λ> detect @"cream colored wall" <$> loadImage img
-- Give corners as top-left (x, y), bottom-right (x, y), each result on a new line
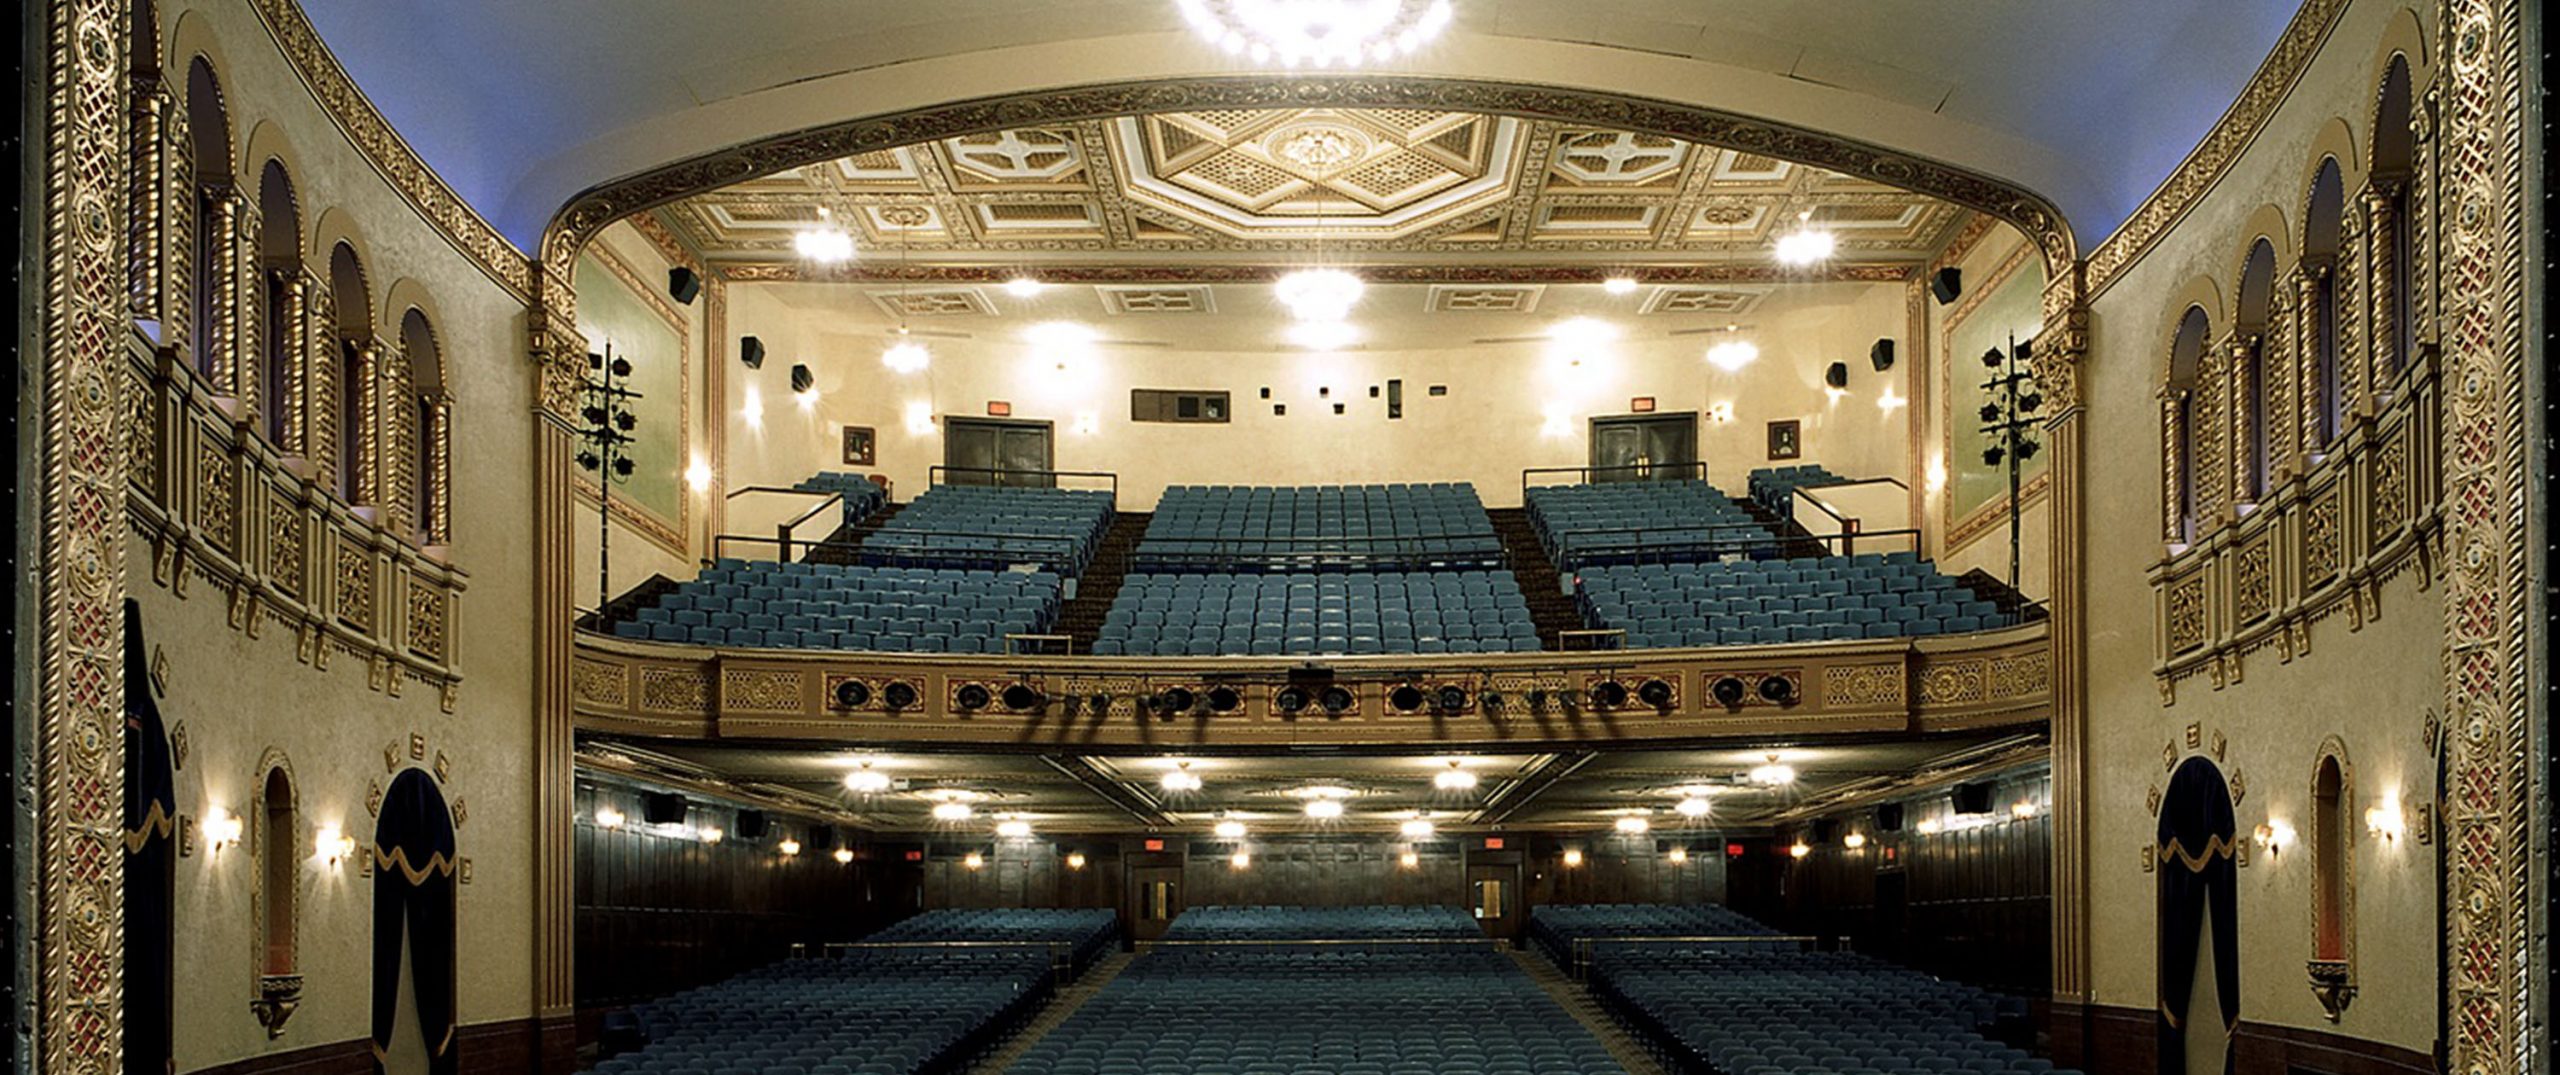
top-left (571, 221), bottom-right (705, 605)
top-left (1923, 225), bottom-right (2053, 598)
top-left (718, 280), bottom-right (1913, 516)
top-left (155, 0), bottom-right (536, 1065)
top-left (2080, 0), bottom-right (2439, 1052)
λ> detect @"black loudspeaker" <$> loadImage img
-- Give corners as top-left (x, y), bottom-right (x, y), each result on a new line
top-left (735, 810), bottom-right (769, 840)
top-left (1877, 803), bottom-right (1906, 832)
top-left (740, 336), bottom-right (766, 370)
top-left (1870, 338), bottom-right (1895, 372)
top-left (1929, 266), bottom-right (1962, 305)
top-left (668, 266), bottom-right (702, 305)
top-left (1811, 818), bottom-right (1838, 845)
top-left (1825, 362), bottom-right (1849, 389)
top-left (640, 791), bottom-right (687, 826)
top-left (1952, 781), bottom-right (1996, 815)
top-left (790, 363), bottom-right (814, 395)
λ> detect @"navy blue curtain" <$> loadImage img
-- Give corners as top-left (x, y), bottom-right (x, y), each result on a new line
top-left (2155, 756), bottom-right (2239, 1075)
top-left (122, 600), bottom-right (176, 1075)
top-left (372, 768), bottom-right (458, 1074)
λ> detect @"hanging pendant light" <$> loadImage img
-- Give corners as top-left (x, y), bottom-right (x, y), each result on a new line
top-left (1176, 0), bottom-right (1454, 67)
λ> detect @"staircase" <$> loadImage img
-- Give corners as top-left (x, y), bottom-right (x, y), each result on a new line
top-left (1733, 495), bottom-right (1832, 558)
top-left (967, 949), bottom-right (1136, 1075)
top-left (1504, 948), bottom-right (1670, 1075)
top-left (1953, 567), bottom-right (2048, 622)
top-left (802, 501), bottom-right (906, 565)
top-left (1054, 512), bottom-right (1150, 651)
top-left (1488, 508), bottom-right (1587, 650)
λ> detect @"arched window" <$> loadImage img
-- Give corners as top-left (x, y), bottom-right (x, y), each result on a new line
top-left (2303, 158), bottom-right (2346, 449)
top-left (2233, 241), bottom-right (2278, 502)
top-left (2371, 56), bottom-right (2416, 380)
top-left (400, 308), bottom-right (447, 543)
top-left (258, 766), bottom-right (298, 976)
top-left (2163, 306), bottom-right (2212, 545)
top-left (183, 58), bottom-right (231, 381)
top-left (2311, 754), bottom-right (2349, 961)
top-left (257, 160), bottom-right (302, 448)
top-left (329, 242), bottom-right (372, 503)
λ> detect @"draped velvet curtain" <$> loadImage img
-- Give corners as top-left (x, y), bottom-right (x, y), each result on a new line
top-left (122, 600), bottom-right (177, 1075)
top-left (2155, 756), bottom-right (2240, 1075)
top-left (372, 768), bottom-right (458, 1074)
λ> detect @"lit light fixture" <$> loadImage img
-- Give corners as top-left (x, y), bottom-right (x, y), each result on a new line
top-left (1005, 276), bottom-right (1047, 298)
top-left (832, 847), bottom-right (856, 864)
top-left (594, 806), bottom-right (627, 829)
top-left (1602, 275), bottom-right (1639, 295)
top-left (314, 826), bottom-right (356, 866)
top-left (1176, 0), bottom-right (1454, 67)
top-left (1561, 849), bottom-right (1584, 868)
top-left (931, 801), bottom-right (974, 822)
top-left (997, 818), bottom-right (1034, 839)
top-left (1915, 818), bottom-right (1943, 835)
top-left (1066, 852), bottom-right (1088, 870)
top-left (845, 763), bottom-right (892, 794)
top-left (685, 458), bottom-right (714, 493)
top-left (1826, 385), bottom-right (1850, 404)
top-left (203, 808), bottom-right (244, 853)
top-left (699, 826), bottom-right (725, 845)
top-left (1706, 339), bottom-right (1760, 372)
top-left (1748, 755), bottom-right (1797, 787)
top-left (1275, 268), bottom-right (1365, 321)
top-left (1401, 816), bottom-right (1436, 838)
top-left (2010, 801), bottom-right (2039, 820)
top-left (794, 227), bottom-right (855, 263)
top-left (1666, 846), bottom-right (1689, 864)
top-left (1774, 211), bottom-right (1835, 266)
top-left (2253, 820), bottom-right (2294, 856)
top-left (1214, 818), bottom-right (1248, 840)
top-left (882, 335), bottom-right (931, 375)
top-left (963, 852), bottom-right (985, 870)
top-left (778, 838), bottom-right (803, 857)
top-left (2365, 794), bottom-right (2405, 842)
top-left (1842, 831), bottom-right (1868, 850)
top-left (1306, 798), bottom-right (1345, 820)
top-left (1876, 389), bottom-right (1908, 412)
top-left (741, 386), bottom-right (764, 429)
top-left (1788, 840), bottom-right (1811, 859)
top-left (1160, 762), bottom-right (1204, 793)
top-left (1433, 760), bottom-right (1478, 791)
top-left (1286, 319), bottom-right (1361, 351)
top-left (1924, 455), bottom-right (1949, 494)
top-left (1230, 851), bottom-right (1252, 869)
top-left (1614, 815), bottom-right (1651, 835)
top-left (1400, 850), bottom-right (1421, 868)
top-left (904, 401), bottom-right (936, 435)
top-left (1675, 795), bottom-right (1712, 819)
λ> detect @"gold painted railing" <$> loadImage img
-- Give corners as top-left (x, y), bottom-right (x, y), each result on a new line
top-left (569, 620), bottom-right (2049, 748)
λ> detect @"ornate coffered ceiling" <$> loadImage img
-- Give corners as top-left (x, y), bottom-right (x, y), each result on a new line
top-left (655, 108), bottom-right (1972, 275)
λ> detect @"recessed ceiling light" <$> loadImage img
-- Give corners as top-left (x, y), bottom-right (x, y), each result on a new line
top-left (1214, 818), bottom-right (1248, 839)
top-left (1602, 276), bottom-right (1639, 295)
top-left (1005, 276), bottom-right (1046, 297)
top-left (844, 764), bottom-right (891, 794)
top-left (996, 819), bottom-right (1033, 838)
top-left (1160, 762), bottom-right (1203, 793)
top-left (794, 228), bottom-right (854, 263)
top-left (1305, 798), bottom-right (1345, 820)
top-left (1401, 817), bottom-right (1436, 837)
top-left (931, 801), bottom-right (974, 821)
top-left (1675, 795), bottom-right (1712, 818)
top-left (1775, 226), bottom-right (1835, 266)
top-left (1433, 760), bottom-right (1479, 790)
top-left (1615, 815), bottom-right (1651, 834)
top-left (1548, 316), bottom-right (1621, 344)
top-left (1748, 756), bottom-right (1797, 787)
top-left (1177, 0), bottom-right (1453, 68)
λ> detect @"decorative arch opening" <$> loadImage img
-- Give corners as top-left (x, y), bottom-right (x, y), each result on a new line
top-left (257, 159), bottom-right (302, 447)
top-left (329, 241), bottom-right (373, 503)
top-left (2371, 55), bottom-right (2416, 377)
top-left (2312, 753), bottom-right (2349, 960)
top-left (258, 765), bottom-right (298, 976)
top-left (184, 56), bottom-right (231, 379)
top-left (2233, 241), bottom-right (2278, 502)
top-left (121, 600), bottom-right (178, 1075)
top-left (2163, 306), bottom-right (2212, 545)
top-left (400, 307), bottom-right (448, 543)
top-left (373, 767), bottom-right (459, 1074)
top-left (2302, 157), bottom-right (2346, 449)
top-left (2156, 755), bottom-right (2239, 1075)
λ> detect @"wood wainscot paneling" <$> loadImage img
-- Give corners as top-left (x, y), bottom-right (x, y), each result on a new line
top-left (2053, 1005), bottom-right (2436, 1075)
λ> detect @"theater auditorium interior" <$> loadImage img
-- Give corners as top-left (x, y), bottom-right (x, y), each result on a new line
top-left (9, 1), bottom-right (2553, 1074)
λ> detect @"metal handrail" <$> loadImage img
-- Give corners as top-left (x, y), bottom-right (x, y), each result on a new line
top-left (1556, 526), bottom-right (1925, 568)
top-left (1521, 461), bottom-right (1711, 495)
top-left (929, 466), bottom-right (1120, 499)
top-left (1135, 936), bottom-right (1506, 954)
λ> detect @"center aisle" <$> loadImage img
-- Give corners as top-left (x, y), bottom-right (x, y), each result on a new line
top-left (1504, 948), bottom-right (1669, 1075)
top-left (969, 950), bottom-right (1139, 1075)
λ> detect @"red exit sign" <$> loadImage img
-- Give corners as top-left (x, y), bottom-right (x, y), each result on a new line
top-left (986, 400), bottom-right (1013, 416)
top-left (1630, 396), bottom-right (1657, 413)
top-left (1482, 837), bottom-right (1505, 850)
top-left (1144, 838), bottom-right (1165, 852)
top-left (903, 850), bottom-right (924, 862)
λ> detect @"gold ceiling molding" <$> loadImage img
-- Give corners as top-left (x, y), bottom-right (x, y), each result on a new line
top-left (2083, 0), bottom-right (2351, 298)
top-left (707, 259), bottom-right (1914, 286)
top-left (542, 76), bottom-right (2076, 286)
top-left (246, 0), bottom-right (533, 299)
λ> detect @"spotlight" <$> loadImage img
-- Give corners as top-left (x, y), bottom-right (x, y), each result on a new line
top-left (740, 336), bottom-right (765, 369)
top-left (1274, 687), bottom-right (1311, 715)
top-left (1755, 675), bottom-right (1797, 705)
top-left (1980, 403), bottom-right (2002, 423)
top-left (1477, 688), bottom-right (1505, 713)
top-left (1709, 675), bottom-right (1747, 707)
top-left (1984, 446), bottom-right (2005, 466)
top-left (1389, 684), bottom-right (1427, 713)
top-left (2016, 440), bottom-right (2040, 461)
top-left (1615, 815), bottom-right (1651, 834)
top-left (883, 682), bottom-right (919, 710)
top-left (1523, 688), bottom-right (1549, 709)
top-left (1160, 763), bottom-right (1203, 793)
top-left (1589, 681), bottom-right (1629, 709)
top-left (1929, 267), bottom-right (1962, 305)
top-left (1434, 761), bottom-right (1478, 791)
top-left (1675, 795), bottom-right (1711, 819)
top-left (1981, 347), bottom-right (2006, 369)
top-left (1206, 686), bottom-right (1243, 713)
top-left (1636, 678), bottom-right (1674, 708)
top-left (1305, 798), bottom-right (1345, 820)
top-left (1434, 685), bottom-right (1469, 712)
top-left (1401, 817), bottom-right (1436, 838)
top-left (954, 684), bottom-right (991, 711)
top-left (844, 763), bottom-right (891, 794)
top-left (1153, 687), bottom-right (1197, 718)
top-left (1002, 683), bottom-right (1046, 711)
top-left (1318, 686), bottom-right (1354, 716)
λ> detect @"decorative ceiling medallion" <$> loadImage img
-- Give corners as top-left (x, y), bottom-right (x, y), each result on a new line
top-left (1097, 284), bottom-right (1217, 315)
top-left (868, 288), bottom-right (996, 318)
top-left (1641, 286), bottom-right (1768, 316)
top-left (1425, 283), bottom-right (1544, 313)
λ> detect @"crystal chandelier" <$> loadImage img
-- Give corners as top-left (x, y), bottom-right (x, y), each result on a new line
top-left (1176, 0), bottom-right (1453, 67)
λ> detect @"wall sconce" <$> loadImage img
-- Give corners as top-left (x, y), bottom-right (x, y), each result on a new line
top-left (1229, 851), bottom-right (1251, 870)
top-left (741, 386), bottom-right (764, 429)
top-left (203, 808), bottom-right (244, 853)
top-left (2366, 794), bottom-right (2405, 842)
top-left (1400, 851), bottom-right (1421, 869)
top-left (698, 826), bottom-right (725, 845)
top-left (777, 838), bottom-right (802, 857)
top-left (314, 825), bottom-right (357, 867)
top-left (1666, 847), bottom-right (1689, 864)
top-left (1065, 852), bottom-right (1087, 871)
top-left (904, 401), bottom-right (936, 436)
top-left (594, 806), bottom-right (626, 829)
top-left (1073, 411), bottom-right (1100, 436)
top-left (1705, 401), bottom-right (1735, 423)
top-left (2010, 801), bottom-right (2039, 820)
top-left (1788, 841), bottom-right (1811, 859)
top-left (1842, 832), bottom-right (1868, 850)
top-left (1561, 849), bottom-right (1584, 868)
top-left (832, 847), bottom-right (855, 864)
top-left (1915, 819), bottom-right (1943, 835)
top-left (963, 852), bottom-right (985, 870)
top-left (684, 458), bottom-right (714, 493)
top-left (2253, 819), bottom-right (2295, 857)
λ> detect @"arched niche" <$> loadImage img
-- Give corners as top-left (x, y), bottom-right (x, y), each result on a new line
top-left (2155, 755), bottom-right (2239, 1075)
top-left (373, 767), bottom-right (459, 1074)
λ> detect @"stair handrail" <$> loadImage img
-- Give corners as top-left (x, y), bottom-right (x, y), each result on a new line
top-left (928, 465), bottom-right (1119, 501)
top-left (1520, 461), bottom-right (1711, 497)
top-left (714, 486), bottom-right (846, 563)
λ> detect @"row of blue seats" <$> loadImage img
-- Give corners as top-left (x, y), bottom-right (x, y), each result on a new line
top-left (1525, 902), bottom-right (1775, 968)
top-left (789, 471), bottom-right (887, 528)
top-left (1163, 905), bottom-right (1485, 941)
top-left (1140, 483), bottom-right (1500, 566)
top-left (1096, 571), bottom-right (1540, 656)
top-left (864, 486), bottom-right (1115, 573)
top-left (866, 908), bottom-right (1120, 972)
top-left (1578, 555), bottom-right (2015, 645)
top-left (1748, 463), bottom-right (1847, 513)
top-left (612, 560), bottom-right (1062, 653)
top-left (600, 948), bottom-right (1052, 1075)
top-left (1526, 479), bottom-right (1772, 568)
top-left (1010, 946), bottom-right (1623, 1075)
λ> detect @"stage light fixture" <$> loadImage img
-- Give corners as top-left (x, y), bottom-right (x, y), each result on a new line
top-left (1589, 680), bottom-right (1629, 709)
top-left (1637, 678), bottom-right (1674, 708)
top-left (1389, 684), bottom-right (1426, 712)
top-left (1756, 675), bottom-right (1797, 704)
top-left (1274, 686), bottom-right (1312, 715)
top-left (1318, 686), bottom-right (1354, 715)
top-left (1709, 675), bottom-right (1748, 707)
top-left (740, 336), bottom-right (765, 369)
top-left (1825, 362), bottom-right (1849, 390)
top-left (1206, 686), bottom-right (1244, 713)
top-left (1434, 685), bottom-right (1469, 712)
top-left (954, 684), bottom-right (991, 711)
top-left (883, 682), bottom-right (920, 710)
top-left (1002, 683), bottom-right (1046, 711)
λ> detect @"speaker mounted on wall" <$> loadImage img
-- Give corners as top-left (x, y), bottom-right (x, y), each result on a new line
top-left (790, 364), bottom-right (814, 395)
top-left (1929, 267), bottom-right (1962, 305)
top-left (640, 791), bottom-right (687, 826)
top-left (1877, 802), bottom-right (1906, 832)
top-left (1951, 781), bottom-right (1996, 816)
top-left (740, 335), bottom-right (765, 370)
top-left (668, 266), bottom-right (703, 305)
top-left (1869, 338), bottom-right (1895, 372)
top-left (1824, 362), bottom-right (1849, 389)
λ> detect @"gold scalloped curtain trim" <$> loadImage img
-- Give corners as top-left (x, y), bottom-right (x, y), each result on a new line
top-left (2155, 834), bottom-right (2234, 873)
top-left (372, 845), bottom-right (457, 885)
top-left (124, 800), bottom-right (176, 854)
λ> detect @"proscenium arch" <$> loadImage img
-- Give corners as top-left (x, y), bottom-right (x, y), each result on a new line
top-left (538, 76), bottom-right (2077, 285)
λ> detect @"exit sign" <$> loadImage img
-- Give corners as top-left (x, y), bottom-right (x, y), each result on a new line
top-left (1144, 838), bottom-right (1165, 852)
top-left (1630, 396), bottom-right (1657, 412)
top-left (1483, 837), bottom-right (1505, 850)
top-left (987, 400), bottom-right (1013, 416)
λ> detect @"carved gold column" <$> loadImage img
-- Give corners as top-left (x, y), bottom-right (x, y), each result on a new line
top-left (379, 339), bottom-right (414, 538)
top-left (36, 0), bottom-right (134, 1068)
top-left (2292, 267), bottom-right (2326, 455)
top-left (2333, 210), bottom-right (2366, 424)
top-left (204, 187), bottom-right (242, 393)
top-left (160, 111), bottom-right (195, 367)
top-left (2362, 185), bottom-right (2400, 392)
top-left (530, 263), bottom-right (587, 1070)
top-left (348, 337), bottom-right (379, 506)
top-left (128, 70), bottom-right (169, 328)
top-left (2159, 388), bottom-right (2187, 544)
top-left (306, 280), bottom-right (338, 485)
top-left (2264, 289), bottom-right (2297, 484)
top-left (274, 270), bottom-right (308, 455)
top-left (2193, 348), bottom-right (2227, 525)
top-left (426, 393), bottom-right (453, 545)
top-left (233, 197), bottom-right (264, 427)
top-left (2034, 270), bottom-right (2091, 1064)
top-left (2226, 335), bottom-right (2258, 504)
top-left (2408, 87), bottom-right (2440, 350)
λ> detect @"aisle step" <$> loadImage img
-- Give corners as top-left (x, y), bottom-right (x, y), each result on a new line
top-left (1506, 948), bottom-right (1671, 1075)
top-left (968, 949), bottom-right (1139, 1075)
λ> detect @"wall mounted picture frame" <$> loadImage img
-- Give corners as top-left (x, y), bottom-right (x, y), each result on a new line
top-left (1767, 419), bottom-right (1802, 460)
top-left (842, 426), bottom-right (876, 467)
